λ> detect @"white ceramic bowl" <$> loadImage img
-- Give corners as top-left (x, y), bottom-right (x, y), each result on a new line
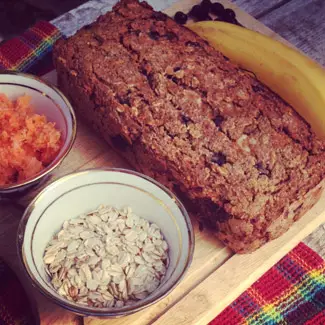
top-left (17, 168), bottom-right (194, 317)
top-left (0, 72), bottom-right (76, 196)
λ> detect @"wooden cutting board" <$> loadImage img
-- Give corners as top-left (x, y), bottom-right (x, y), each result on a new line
top-left (0, 1), bottom-right (324, 325)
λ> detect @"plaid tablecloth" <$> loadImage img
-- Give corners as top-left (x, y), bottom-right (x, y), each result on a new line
top-left (211, 243), bottom-right (325, 325)
top-left (0, 20), bottom-right (324, 325)
top-left (0, 21), bottom-right (61, 76)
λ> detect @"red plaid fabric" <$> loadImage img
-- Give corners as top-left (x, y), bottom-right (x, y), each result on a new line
top-left (0, 20), bottom-right (61, 75)
top-left (211, 243), bottom-right (325, 325)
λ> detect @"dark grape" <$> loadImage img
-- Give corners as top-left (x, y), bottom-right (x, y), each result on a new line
top-left (224, 8), bottom-right (236, 19)
top-left (189, 4), bottom-right (201, 18)
top-left (201, 0), bottom-right (212, 11)
top-left (174, 11), bottom-right (188, 25)
top-left (211, 2), bottom-right (225, 15)
top-left (189, 4), bottom-right (209, 20)
top-left (223, 15), bottom-right (237, 24)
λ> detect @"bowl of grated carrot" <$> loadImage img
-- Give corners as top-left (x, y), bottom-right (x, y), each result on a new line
top-left (0, 72), bottom-right (77, 196)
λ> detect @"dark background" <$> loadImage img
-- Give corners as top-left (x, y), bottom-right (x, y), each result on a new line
top-left (0, 0), bottom-right (87, 40)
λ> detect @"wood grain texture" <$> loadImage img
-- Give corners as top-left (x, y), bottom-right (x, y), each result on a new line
top-left (261, 0), bottom-right (325, 66)
top-left (303, 224), bottom-right (325, 259)
top-left (231, 0), bottom-right (287, 18)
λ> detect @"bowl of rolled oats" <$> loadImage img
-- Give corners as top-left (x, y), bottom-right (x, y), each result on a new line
top-left (17, 168), bottom-right (194, 317)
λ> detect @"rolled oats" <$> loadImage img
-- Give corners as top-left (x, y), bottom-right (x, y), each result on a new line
top-left (43, 205), bottom-right (169, 308)
top-left (86, 278), bottom-right (99, 291)
top-left (43, 253), bottom-right (56, 264)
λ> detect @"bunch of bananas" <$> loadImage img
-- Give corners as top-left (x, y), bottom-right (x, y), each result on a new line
top-left (188, 21), bottom-right (325, 138)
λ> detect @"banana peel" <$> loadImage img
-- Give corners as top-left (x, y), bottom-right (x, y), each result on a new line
top-left (187, 21), bottom-right (325, 138)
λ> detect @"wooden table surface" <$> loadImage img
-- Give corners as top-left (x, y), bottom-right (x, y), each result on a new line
top-left (233, 0), bottom-right (325, 66)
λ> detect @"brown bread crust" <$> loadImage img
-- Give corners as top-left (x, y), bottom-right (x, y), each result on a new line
top-left (53, 0), bottom-right (325, 253)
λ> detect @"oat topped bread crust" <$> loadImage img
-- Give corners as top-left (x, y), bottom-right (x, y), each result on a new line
top-left (53, 0), bottom-right (325, 253)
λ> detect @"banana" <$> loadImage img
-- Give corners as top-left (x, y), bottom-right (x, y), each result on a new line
top-left (187, 21), bottom-right (325, 138)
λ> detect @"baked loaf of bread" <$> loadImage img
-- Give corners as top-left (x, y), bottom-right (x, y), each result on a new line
top-left (53, 0), bottom-right (325, 253)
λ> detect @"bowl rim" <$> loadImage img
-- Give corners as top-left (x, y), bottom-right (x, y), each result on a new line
top-left (0, 71), bottom-right (77, 191)
top-left (17, 167), bottom-right (195, 317)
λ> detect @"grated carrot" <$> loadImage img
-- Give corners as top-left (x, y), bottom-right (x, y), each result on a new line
top-left (0, 94), bottom-right (62, 186)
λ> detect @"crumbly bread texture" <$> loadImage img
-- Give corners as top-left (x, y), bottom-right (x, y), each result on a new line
top-left (53, 0), bottom-right (325, 253)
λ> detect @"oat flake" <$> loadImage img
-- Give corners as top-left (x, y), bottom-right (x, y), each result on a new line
top-left (43, 205), bottom-right (169, 308)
